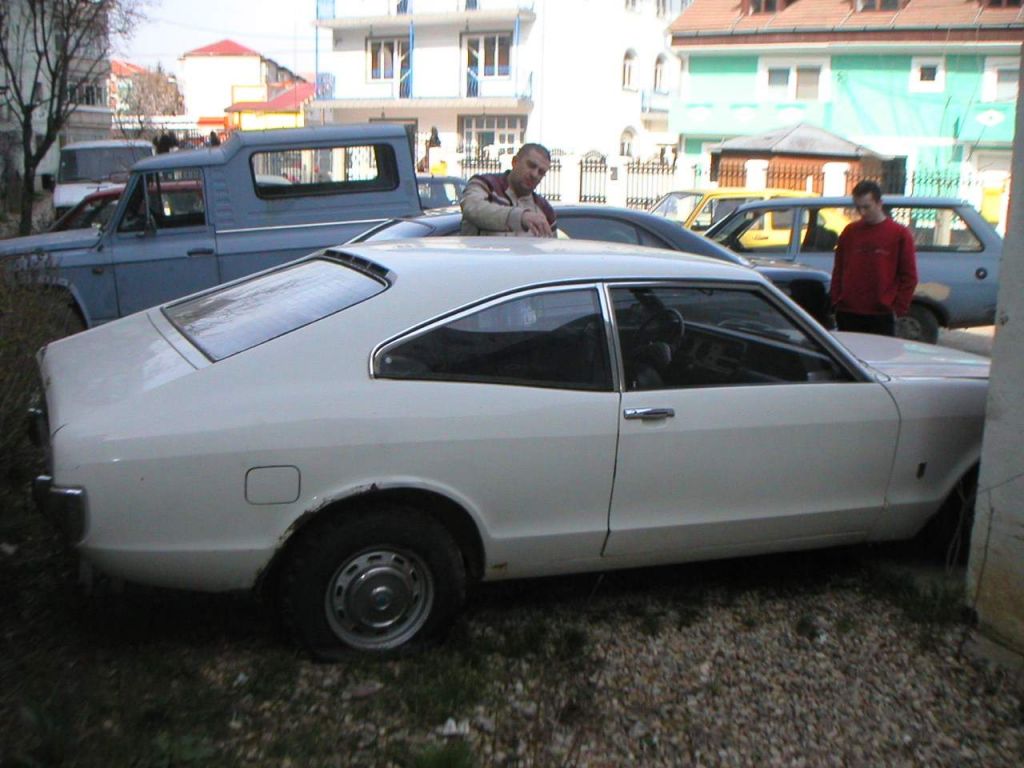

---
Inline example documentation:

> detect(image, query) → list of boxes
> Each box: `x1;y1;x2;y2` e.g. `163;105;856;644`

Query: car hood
0;228;102;258
38;312;197;433
836;332;990;380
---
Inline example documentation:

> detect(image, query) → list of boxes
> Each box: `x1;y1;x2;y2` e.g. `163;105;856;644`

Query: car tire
279;505;466;658
915;468;978;567
897;304;940;344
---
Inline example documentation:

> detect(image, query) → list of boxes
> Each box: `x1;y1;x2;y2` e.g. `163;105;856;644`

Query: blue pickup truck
1;125;422;327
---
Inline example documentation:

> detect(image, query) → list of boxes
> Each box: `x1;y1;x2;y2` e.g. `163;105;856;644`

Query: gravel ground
5;512;1021;767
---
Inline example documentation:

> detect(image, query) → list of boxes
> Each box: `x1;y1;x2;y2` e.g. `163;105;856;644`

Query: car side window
887;206;982;252
715;208;796;255
799;208;846;253
250;143;397;199
119;169;206;233
610;285;849;391
377;288;612;391
557;216;642;244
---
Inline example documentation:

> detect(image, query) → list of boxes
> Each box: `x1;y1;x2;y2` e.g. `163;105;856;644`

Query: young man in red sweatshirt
830;180;918;336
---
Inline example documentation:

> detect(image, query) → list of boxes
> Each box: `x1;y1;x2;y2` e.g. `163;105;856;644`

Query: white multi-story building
310;0;684;166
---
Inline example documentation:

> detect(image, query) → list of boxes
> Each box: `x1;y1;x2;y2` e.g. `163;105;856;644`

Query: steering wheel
635;308;685;351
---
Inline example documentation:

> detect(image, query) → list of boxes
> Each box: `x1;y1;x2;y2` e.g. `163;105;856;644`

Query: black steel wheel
280;506;466;658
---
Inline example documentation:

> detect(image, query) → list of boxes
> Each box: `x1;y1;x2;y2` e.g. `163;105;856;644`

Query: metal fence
536;156;562;202
579;154;607;204
461;155;502;178
625;159;675;210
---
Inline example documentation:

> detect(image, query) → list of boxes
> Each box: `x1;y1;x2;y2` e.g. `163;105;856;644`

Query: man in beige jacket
459;143;556;237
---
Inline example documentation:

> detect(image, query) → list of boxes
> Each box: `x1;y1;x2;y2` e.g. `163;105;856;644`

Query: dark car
50;185;124;232
417;175;467;209
349;205;834;324
705;196;1002;342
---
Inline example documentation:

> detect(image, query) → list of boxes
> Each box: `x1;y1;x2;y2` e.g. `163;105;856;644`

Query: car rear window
164;257;388;361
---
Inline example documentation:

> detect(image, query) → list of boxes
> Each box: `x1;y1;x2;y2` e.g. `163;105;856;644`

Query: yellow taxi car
649;187;813;231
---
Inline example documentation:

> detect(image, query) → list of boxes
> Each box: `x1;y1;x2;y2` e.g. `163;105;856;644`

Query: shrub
0;256;83;495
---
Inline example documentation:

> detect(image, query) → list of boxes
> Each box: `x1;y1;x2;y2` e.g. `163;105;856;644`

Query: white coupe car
32;238;988;657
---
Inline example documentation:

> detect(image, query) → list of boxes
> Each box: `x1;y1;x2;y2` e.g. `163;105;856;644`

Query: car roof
724;195;969;211
78;185;126;201
61;139;153;150
335;237;758;294
660;187;810;197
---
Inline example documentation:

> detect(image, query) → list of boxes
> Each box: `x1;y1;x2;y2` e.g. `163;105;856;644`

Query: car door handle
187;248;215;257
624;407;675;420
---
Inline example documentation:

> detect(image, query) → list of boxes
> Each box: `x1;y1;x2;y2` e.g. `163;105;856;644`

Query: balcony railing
641;89;670;113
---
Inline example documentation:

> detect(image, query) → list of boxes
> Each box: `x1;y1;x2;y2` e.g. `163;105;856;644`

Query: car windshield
350;219;436;242
650;192;702;221
58;146;150;183
164;257;388;361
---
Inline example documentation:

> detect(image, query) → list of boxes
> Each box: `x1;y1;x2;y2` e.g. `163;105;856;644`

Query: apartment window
654;55;668;93
909;57;944;94
369;39;408;80
996;68;1019;100
460;115;526;155
68;80;107;106
749;0;781;12
983;57;1020;101
396;0;409;13
625;0;638;9
465;0;479;8
760;59;828;101
467;34;511;78
623;51;637;89
657;0;670;16
857;0;901;9
985;0;1021;7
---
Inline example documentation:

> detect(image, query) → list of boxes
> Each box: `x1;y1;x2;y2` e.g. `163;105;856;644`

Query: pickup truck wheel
897;304;940;344
280;507;465;658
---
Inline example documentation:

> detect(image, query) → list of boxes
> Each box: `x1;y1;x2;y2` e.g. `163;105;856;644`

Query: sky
115;0;320;78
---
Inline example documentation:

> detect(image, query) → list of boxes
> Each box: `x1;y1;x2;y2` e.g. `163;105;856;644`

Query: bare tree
114;64;183;136
0;1;147;235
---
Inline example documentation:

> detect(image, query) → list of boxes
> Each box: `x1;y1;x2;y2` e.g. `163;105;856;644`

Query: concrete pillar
744;159;768;190
823;162;850;196
966;55;1024;659
606;157;629;208
560;154;581;204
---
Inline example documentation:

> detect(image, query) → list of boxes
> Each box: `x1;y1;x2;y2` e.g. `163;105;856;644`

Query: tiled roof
110;59;147;77
183;39;261;57
226;82;316;113
671;0;1024;38
716;123;886;157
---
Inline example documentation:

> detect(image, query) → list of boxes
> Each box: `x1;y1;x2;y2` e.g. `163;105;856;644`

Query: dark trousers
835;311;895;337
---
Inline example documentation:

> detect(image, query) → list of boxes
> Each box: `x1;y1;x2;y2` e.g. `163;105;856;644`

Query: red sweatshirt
830;217;918;316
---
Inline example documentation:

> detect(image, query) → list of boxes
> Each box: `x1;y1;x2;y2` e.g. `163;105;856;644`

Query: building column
744;159;768;190
966;56;1024;662
822;162;850;196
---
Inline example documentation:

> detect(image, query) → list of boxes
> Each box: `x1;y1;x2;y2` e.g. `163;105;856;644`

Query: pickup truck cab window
251;143;398;198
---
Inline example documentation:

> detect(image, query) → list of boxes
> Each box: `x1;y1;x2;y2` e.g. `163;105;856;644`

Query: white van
54;139;154;217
